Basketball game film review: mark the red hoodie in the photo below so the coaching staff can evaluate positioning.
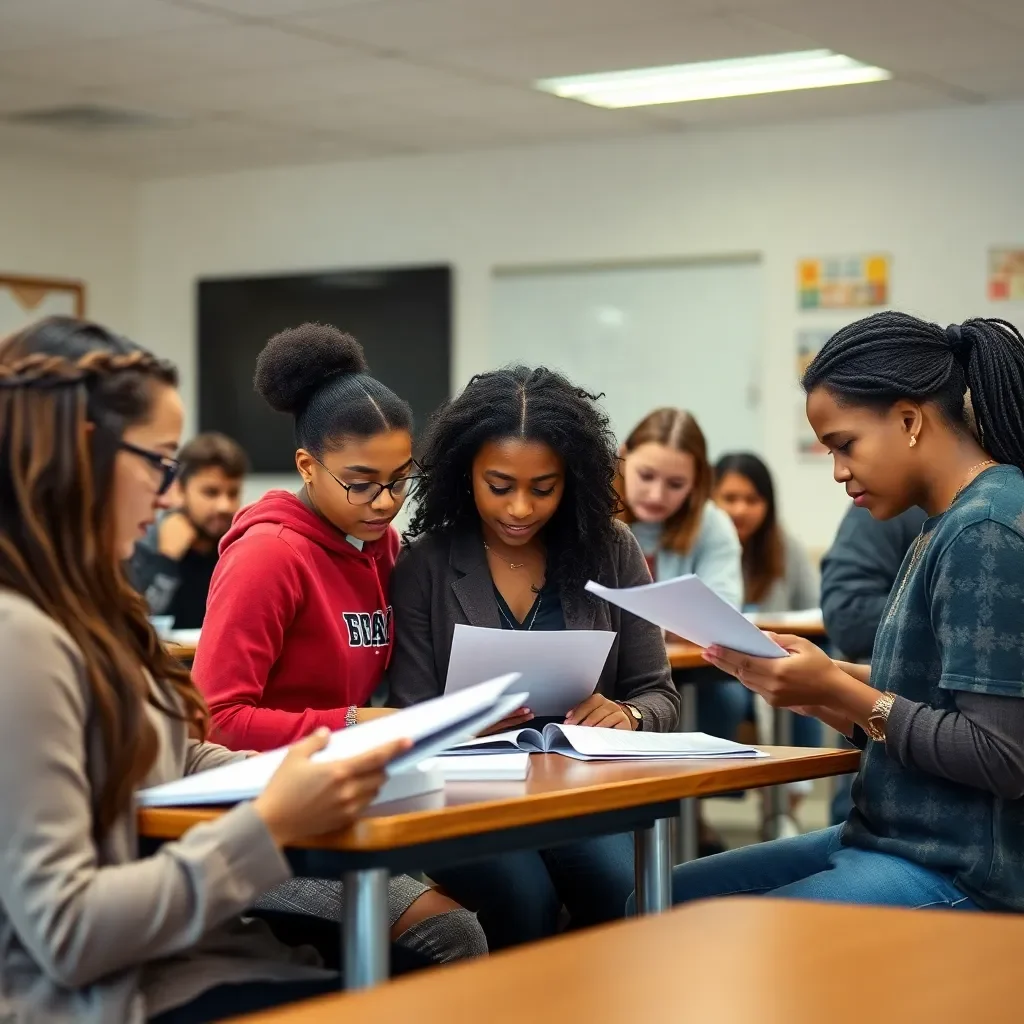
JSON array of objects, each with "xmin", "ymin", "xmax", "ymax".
[{"xmin": 192, "ymin": 490, "xmax": 398, "ymax": 752}]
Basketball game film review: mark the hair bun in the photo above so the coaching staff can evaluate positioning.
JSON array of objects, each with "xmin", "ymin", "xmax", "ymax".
[{"xmin": 254, "ymin": 322, "xmax": 368, "ymax": 415}]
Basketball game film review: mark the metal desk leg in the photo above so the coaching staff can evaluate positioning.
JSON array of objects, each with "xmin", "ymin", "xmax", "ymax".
[
  {"xmin": 634, "ymin": 818, "xmax": 672, "ymax": 914},
  {"xmin": 672, "ymin": 681, "xmax": 700, "ymax": 864},
  {"xmin": 765, "ymin": 706, "xmax": 795, "ymax": 840},
  {"xmin": 342, "ymin": 868, "xmax": 390, "ymax": 989}
]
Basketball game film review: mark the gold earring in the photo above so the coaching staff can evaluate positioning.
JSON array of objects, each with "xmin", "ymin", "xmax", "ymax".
[{"xmin": 909, "ymin": 435, "xmax": 918, "ymax": 448}]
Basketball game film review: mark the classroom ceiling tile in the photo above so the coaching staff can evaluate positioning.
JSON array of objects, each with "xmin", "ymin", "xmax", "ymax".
[
  {"xmin": 429, "ymin": 12, "xmax": 820, "ymax": 81},
  {"xmin": 282, "ymin": 0, "xmax": 719, "ymax": 54},
  {"xmin": 0, "ymin": 23, "xmax": 355, "ymax": 91},
  {"xmin": 0, "ymin": 0, "xmax": 229, "ymax": 45},
  {"xmin": 0, "ymin": 0, "xmax": 1021, "ymax": 177},
  {"xmin": 123, "ymin": 57, "xmax": 479, "ymax": 116},
  {"xmin": 164, "ymin": 0, "xmax": 386, "ymax": 18}
]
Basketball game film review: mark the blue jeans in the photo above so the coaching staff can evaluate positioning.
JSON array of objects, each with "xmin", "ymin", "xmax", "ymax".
[
  {"xmin": 627, "ymin": 825, "xmax": 976, "ymax": 912},
  {"xmin": 428, "ymin": 832, "xmax": 634, "ymax": 950}
]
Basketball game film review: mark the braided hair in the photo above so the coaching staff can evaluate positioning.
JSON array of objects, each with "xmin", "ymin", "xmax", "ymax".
[
  {"xmin": 0, "ymin": 316, "xmax": 208, "ymax": 837},
  {"xmin": 802, "ymin": 311, "xmax": 1024, "ymax": 470},
  {"xmin": 407, "ymin": 365, "xmax": 620, "ymax": 598}
]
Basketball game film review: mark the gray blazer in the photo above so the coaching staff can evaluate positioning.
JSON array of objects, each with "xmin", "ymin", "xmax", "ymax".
[{"xmin": 386, "ymin": 520, "xmax": 679, "ymax": 731}]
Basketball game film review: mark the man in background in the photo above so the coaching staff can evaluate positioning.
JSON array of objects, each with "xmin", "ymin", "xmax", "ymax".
[
  {"xmin": 131, "ymin": 432, "xmax": 248, "ymax": 630},
  {"xmin": 821, "ymin": 501, "xmax": 928, "ymax": 823}
]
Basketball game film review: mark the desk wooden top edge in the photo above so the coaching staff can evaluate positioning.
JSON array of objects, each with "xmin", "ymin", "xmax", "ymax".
[
  {"xmin": 139, "ymin": 746, "xmax": 860, "ymax": 850},
  {"xmin": 231, "ymin": 898, "xmax": 1024, "ymax": 1023}
]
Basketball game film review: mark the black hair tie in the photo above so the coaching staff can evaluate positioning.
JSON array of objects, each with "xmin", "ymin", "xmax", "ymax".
[{"xmin": 946, "ymin": 323, "xmax": 973, "ymax": 368}]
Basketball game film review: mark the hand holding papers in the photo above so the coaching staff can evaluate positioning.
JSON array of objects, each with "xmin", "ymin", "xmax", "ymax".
[
  {"xmin": 138, "ymin": 674, "xmax": 527, "ymax": 807},
  {"xmin": 585, "ymin": 575, "xmax": 787, "ymax": 659},
  {"xmin": 444, "ymin": 624, "xmax": 616, "ymax": 716}
]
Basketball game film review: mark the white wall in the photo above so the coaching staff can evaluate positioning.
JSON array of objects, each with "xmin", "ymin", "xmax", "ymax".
[
  {"xmin": 0, "ymin": 157, "xmax": 136, "ymax": 333},
  {"xmin": 135, "ymin": 101, "xmax": 1024, "ymax": 552}
]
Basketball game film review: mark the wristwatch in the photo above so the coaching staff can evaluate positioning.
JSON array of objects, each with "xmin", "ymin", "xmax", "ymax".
[
  {"xmin": 865, "ymin": 692, "xmax": 897, "ymax": 742},
  {"xmin": 618, "ymin": 702, "xmax": 643, "ymax": 730}
]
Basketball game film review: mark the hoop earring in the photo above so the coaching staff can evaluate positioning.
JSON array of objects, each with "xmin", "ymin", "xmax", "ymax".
[{"xmin": 909, "ymin": 435, "xmax": 918, "ymax": 448}]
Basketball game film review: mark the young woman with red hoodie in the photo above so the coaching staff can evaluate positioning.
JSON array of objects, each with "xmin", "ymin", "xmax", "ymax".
[{"xmin": 192, "ymin": 323, "xmax": 487, "ymax": 968}]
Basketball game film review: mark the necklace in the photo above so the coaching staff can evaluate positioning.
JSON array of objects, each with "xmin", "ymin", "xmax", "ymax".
[
  {"xmin": 484, "ymin": 543, "xmax": 525, "ymax": 571},
  {"xmin": 497, "ymin": 591, "xmax": 543, "ymax": 631},
  {"xmin": 886, "ymin": 459, "xmax": 998, "ymax": 623},
  {"xmin": 951, "ymin": 459, "xmax": 997, "ymax": 505}
]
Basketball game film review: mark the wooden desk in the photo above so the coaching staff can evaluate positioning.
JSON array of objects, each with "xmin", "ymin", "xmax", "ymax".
[
  {"xmin": 140, "ymin": 747, "xmax": 858, "ymax": 989},
  {"xmin": 234, "ymin": 898, "xmax": 1023, "ymax": 1023},
  {"xmin": 166, "ymin": 642, "xmax": 196, "ymax": 662}
]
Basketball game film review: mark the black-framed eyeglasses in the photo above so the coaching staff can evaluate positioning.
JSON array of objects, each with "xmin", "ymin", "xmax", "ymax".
[
  {"xmin": 119, "ymin": 440, "xmax": 180, "ymax": 496},
  {"xmin": 315, "ymin": 457, "xmax": 422, "ymax": 506}
]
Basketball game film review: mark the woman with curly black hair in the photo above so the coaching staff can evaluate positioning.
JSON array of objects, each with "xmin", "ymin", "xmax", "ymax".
[{"xmin": 387, "ymin": 365, "xmax": 678, "ymax": 950}]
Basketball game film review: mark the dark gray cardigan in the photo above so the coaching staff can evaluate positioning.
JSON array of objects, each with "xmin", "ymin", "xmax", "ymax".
[{"xmin": 385, "ymin": 520, "xmax": 679, "ymax": 731}]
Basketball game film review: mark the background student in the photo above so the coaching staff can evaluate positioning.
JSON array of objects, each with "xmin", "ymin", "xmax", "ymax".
[
  {"xmin": 388, "ymin": 365, "xmax": 679, "ymax": 949},
  {"xmin": 820, "ymin": 502, "xmax": 927, "ymax": 824},
  {"xmin": 649, "ymin": 311, "xmax": 1024, "ymax": 912},
  {"xmin": 713, "ymin": 451, "xmax": 821, "ymax": 836},
  {"xmin": 0, "ymin": 316, "xmax": 410, "ymax": 1023},
  {"xmin": 616, "ymin": 407, "xmax": 744, "ymax": 854},
  {"xmin": 192, "ymin": 323, "xmax": 486, "ymax": 967},
  {"xmin": 129, "ymin": 431, "xmax": 248, "ymax": 630}
]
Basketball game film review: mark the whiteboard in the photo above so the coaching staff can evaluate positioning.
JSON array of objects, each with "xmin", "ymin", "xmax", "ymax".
[{"xmin": 490, "ymin": 260, "xmax": 763, "ymax": 456}]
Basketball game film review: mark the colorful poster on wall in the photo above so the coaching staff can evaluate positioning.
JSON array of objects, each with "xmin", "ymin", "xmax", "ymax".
[
  {"xmin": 795, "ymin": 329, "xmax": 833, "ymax": 456},
  {"xmin": 798, "ymin": 254, "xmax": 889, "ymax": 309},
  {"xmin": 987, "ymin": 249, "xmax": 1024, "ymax": 301}
]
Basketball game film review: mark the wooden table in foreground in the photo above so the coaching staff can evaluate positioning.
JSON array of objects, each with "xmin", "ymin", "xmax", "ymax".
[
  {"xmin": 235, "ymin": 897, "xmax": 1022, "ymax": 1023},
  {"xmin": 139, "ymin": 747, "xmax": 858, "ymax": 990}
]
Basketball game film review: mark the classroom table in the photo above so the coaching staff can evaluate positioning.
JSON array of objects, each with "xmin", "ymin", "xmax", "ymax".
[
  {"xmin": 166, "ymin": 641, "xmax": 196, "ymax": 662},
  {"xmin": 138, "ymin": 746, "xmax": 858, "ymax": 991},
  {"xmin": 231, "ymin": 897, "xmax": 1023, "ymax": 1023},
  {"xmin": 668, "ymin": 617, "xmax": 831, "ymax": 849}
]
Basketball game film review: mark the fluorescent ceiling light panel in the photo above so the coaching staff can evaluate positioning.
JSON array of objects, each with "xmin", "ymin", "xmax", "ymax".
[{"xmin": 536, "ymin": 50, "xmax": 892, "ymax": 108}]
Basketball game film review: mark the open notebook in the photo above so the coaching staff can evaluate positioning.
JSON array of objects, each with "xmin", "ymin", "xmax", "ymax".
[
  {"xmin": 138, "ymin": 674, "xmax": 527, "ymax": 807},
  {"xmin": 445, "ymin": 724, "xmax": 766, "ymax": 762}
]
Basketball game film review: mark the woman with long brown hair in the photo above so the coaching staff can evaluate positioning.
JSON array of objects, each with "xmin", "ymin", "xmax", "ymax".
[
  {"xmin": 616, "ymin": 407, "xmax": 745, "ymax": 855},
  {"xmin": 0, "ymin": 317, "xmax": 407, "ymax": 1023}
]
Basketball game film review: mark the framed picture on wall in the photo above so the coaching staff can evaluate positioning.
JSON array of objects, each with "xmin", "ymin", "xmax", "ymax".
[{"xmin": 0, "ymin": 274, "xmax": 85, "ymax": 339}]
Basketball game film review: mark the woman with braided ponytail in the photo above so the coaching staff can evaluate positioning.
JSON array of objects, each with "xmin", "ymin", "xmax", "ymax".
[
  {"xmin": 637, "ymin": 310, "xmax": 1024, "ymax": 913},
  {"xmin": 0, "ymin": 317, "xmax": 413, "ymax": 1022}
]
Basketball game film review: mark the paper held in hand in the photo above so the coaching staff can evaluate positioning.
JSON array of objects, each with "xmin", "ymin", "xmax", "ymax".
[
  {"xmin": 444, "ymin": 624, "xmax": 616, "ymax": 717},
  {"xmin": 585, "ymin": 574, "xmax": 787, "ymax": 659},
  {"xmin": 137, "ymin": 674, "xmax": 528, "ymax": 807}
]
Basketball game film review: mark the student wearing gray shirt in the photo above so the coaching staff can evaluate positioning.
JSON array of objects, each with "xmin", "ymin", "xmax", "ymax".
[{"xmin": 638, "ymin": 311, "xmax": 1024, "ymax": 913}]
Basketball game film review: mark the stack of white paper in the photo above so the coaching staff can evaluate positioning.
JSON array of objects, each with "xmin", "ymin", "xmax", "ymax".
[
  {"xmin": 444, "ymin": 624, "xmax": 616, "ymax": 716},
  {"xmin": 137, "ymin": 674, "xmax": 528, "ymax": 807},
  {"xmin": 585, "ymin": 575, "xmax": 787, "ymax": 659},
  {"xmin": 421, "ymin": 752, "xmax": 530, "ymax": 781},
  {"xmin": 745, "ymin": 609, "xmax": 823, "ymax": 630}
]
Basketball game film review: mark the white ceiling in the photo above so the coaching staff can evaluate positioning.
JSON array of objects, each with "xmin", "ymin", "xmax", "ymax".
[{"xmin": 1, "ymin": 0, "xmax": 1023, "ymax": 177}]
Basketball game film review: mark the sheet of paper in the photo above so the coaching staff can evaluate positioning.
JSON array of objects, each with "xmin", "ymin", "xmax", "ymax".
[
  {"xmin": 444, "ymin": 624, "xmax": 616, "ymax": 717},
  {"xmin": 585, "ymin": 575, "xmax": 786, "ymax": 659},
  {"xmin": 137, "ymin": 673, "xmax": 526, "ymax": 807},
  {"xmin": 421, "ymin": 752, "xmax": 530, "ymax": 781},
  {"xmin": 547, "ymin": 724, "xmax": 767, "ymax": 760}
]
